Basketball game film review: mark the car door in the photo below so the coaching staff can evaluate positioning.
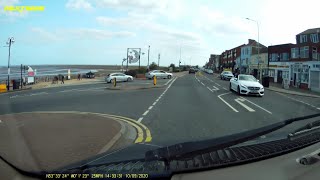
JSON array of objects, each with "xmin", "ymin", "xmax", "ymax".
[
  {"xmin": 119, "ymin": 73, "xmax": 127, "ymax": 81},
  {"xmin": 230, "ymin": 77, "xmax": 238, "ymax": 90},
  {"xmin": 160, "ymin": 70, "xmax": 166, "ymax": 78},
  {"xmin": 153, "ymin": 70, "xmax": 160, "ymax": 78},
  {"xmin": 114, "ymin": 74, "xmax": 123, "ymax": 82}
]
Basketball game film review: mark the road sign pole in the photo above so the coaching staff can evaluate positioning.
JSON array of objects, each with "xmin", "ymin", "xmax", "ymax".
[{"xmin": 126, "ymin": 48, "xmax": 129, "ymax": 72}]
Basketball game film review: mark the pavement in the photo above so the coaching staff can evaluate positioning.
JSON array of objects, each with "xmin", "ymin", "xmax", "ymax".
[
  {"xmin": 1, "ymin": 70, "xmax": 320, "ymax": 171},
  {"xmin": 0, "ymin": 112, "xmax": 136, "ymax": 171},
  {"xmin": 267, "ymin": 82, "xmax": 320, "ymax": 98}
]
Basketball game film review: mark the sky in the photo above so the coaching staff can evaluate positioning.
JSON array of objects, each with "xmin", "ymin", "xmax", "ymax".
[{"xmin": 0, "ymin": 0, "xmax": 320, "ymax": 67}]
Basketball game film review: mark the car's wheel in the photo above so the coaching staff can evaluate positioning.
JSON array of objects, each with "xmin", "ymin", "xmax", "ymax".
[
  {"xmin": 237, "ymin": 86, "xmax": 241, "ymax": 95},
  {"xmin": 229, "ymin": 83, "xmax": 232, "ymax": 91},
  {"xmin": 220, "ymin": 76, "xmax": 222, "ymax": 80},
  {"xmin": 167, "ymin": 75, "xmax": 171, "ymax": 79}
]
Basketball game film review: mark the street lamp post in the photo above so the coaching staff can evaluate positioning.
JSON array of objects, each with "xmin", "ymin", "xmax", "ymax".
[
  {"xmin": 122, "ymin": 58, "xmax": 126, "ymax": 72},
  {"xmin": 147, "ymin": 45, "xmax": 150, "ymax": 70},
  {"xmin": 6, "ymin": 37, "xmax": 14, "ymax": 90},
  {"xmin": 246, "ymin": 17, "xmax": 261, "ymax": 80}
]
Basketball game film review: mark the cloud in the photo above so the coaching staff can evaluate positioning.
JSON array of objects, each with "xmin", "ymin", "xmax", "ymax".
[
  {"xmin": 65, "ymin": 0, "xmax": 93, "ymax": 11},
  {"xmin": 27, "ymin": 27, "xmax": 135, "ymax": 43},
  {"xmin": 30, "ymin": 27, "xmax": 63, "ymax": 42},
  {"xmin": 65, "ymin": 28, "xmax": 135, "ymax": 39},
  {"xmin": 192, "ymin": 6, "xmax": 252, "ymax": 37},
  {"xmin": 0, "ymin": 0, "xmax": 28, "ymax": 18}
]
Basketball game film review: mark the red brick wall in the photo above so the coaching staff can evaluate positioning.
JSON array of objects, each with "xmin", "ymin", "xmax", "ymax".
[{"xmin": 300, "ymin": 83, "xmax": 309, "ymax": 89}]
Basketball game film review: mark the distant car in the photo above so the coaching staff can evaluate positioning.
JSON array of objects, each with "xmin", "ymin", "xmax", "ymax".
[
  {"xmin": 220, "ymin": 71, "xmax": 234, "ymax": 80},
  {"xmin": 105, "ymin": 73, "xmax": 133, "ymax": 83},
  {"xmin": 230, "ymin": 75, "xmax": 264, "ymax": 97},
  {"xmin": 145, "ymin": 70, "xmax": 173, "ymax": 79},
  {"xmin": 189, "ymin": 68, "xmax": 196, "ymax": 74},
  {"xmin": 206, "ymin": 69, "xmax": 213, "ymax": 74}
]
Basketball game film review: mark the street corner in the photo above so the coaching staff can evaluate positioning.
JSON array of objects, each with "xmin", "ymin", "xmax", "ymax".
[{"xmin": 0, "ymin": 111, "xmax": 152, "ymax": 171}]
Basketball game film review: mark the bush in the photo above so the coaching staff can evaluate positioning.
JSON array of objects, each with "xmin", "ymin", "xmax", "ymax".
[
  {"xmin": 182, "ymin": 66, "xmax": 187, "ymax": 71},
  {"xmin": 125, "ymin": 70, "xmax": 137, "ymax": 77},
  {"xmin": 137, "ymin": 67, "xmax": 147, "ymax": 74},
  {"xmin": 173, "ymin": 68, "xmax": 180, "ymax": 72},
  {"xmin": 149, "ymin": 62, "xmax": 158, "ymax": 70}
]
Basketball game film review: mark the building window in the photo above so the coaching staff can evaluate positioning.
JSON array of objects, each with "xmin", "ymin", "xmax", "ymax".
[
  {"xmin": 301, "ymin": 65, "xmax": 309, "ymax": 83},
  {"xmin": 291, "ymin": 48, "xmax": 299, "ymax": 58},
  {"xmin": 245, "ymin": 48, "xmax": 248, "ymax": 55},
  {"xmin": 270, "ymin": 53, "xmax": 278, "ymax": 61},
  {"xmin": 300, "ymin": 46, "xmax": 309, "ymax": 58},
  {"xmin": 312, "ymin": 47, "xmax": 318, "ymax": 60},
  {"xmin": 280, "ymin": 53, "xmax": 289, "ymax": 61},
  {"xmin": 268, "ymin": 69, "xmax": 275, "ymax": 77},
  {"xmin": 300, "ymin": 34, "xmax": 308, "ymax": 43},
  {"xmin": 310, "ymin": 34, "xmax": 319, "ymax": 43}
]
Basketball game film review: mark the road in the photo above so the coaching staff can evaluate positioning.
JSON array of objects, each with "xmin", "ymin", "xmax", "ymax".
[{"xmin": 1, "ymin": 72, "xmax": 320, "ymax": 170}]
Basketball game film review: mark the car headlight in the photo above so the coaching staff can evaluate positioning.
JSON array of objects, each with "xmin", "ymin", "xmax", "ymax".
[{"xmin": 240, "ymin": 84, "xmax": 247, "ymax": 89}]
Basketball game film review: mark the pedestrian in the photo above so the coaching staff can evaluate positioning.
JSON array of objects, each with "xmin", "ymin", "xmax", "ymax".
[
  {"xmin": 78, "ymin": 73, "xmax": 80, "ymax": 80},
  {"xmin": 61, "ymin": 75, "xmax": 64, "ymax": 84}
]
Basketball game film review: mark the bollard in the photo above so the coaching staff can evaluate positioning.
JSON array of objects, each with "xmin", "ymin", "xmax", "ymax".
[
  {"xmin": 113, "ymin": 78, "xmax": 117, "ymax": 87},
  {"xmin": 153, "ymin": 75, "xmax": 157, "ymax": 86}
]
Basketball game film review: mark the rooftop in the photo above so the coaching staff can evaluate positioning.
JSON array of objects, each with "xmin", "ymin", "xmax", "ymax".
[{"xmin": 297, "ymin": 28, "xmax": 320, "ymax": 35}]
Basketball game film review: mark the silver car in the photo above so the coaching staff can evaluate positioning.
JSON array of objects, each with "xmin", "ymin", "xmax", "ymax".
[
  {"xmin": 220, "ymin": 71, "xmax": 234, "ymax": 80},
  {"xmin": 105, "ymin": 73, "xmax": 133, "ymax": 83},
  {"xmin": 145, "ymin": 70, "xmax": 173, "ymax": 79}
]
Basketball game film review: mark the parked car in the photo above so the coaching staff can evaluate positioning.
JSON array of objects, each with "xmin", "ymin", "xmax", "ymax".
[
  {"xmin": 145, "ymin": 70, "xmax": 173, "ymax": 79},
  {"xmin": 189, "ymin": 68, "xmax": 196, "ymax": 74},
  {"xmin": 105, "ymin": 73, "xmax": 133, "ymax": 83},
  {"xmin": 230, "ymin": 75, "xmax": 264, "ymax": 97},
  {"xmin": 206, "ymin": 69, "xmax": 213, "ymax": 74},
  {"xmin": 220, "ymin": 71, "xmax": 234, "ymax": 80}
]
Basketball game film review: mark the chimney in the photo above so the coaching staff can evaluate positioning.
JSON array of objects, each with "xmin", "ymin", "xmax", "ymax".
[{"xmin": 248, "ymin": 39, "xmax": 256, "ymax": 44}]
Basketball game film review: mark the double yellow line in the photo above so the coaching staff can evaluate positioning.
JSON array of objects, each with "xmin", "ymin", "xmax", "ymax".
[{"xmin": 17, "ymin": 111, "xmax": 152, "ymax": 144}]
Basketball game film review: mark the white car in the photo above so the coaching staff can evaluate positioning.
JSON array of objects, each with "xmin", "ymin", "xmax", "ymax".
[
  {"xmin": 230, "ymin": 75, "xmax": 264, "ymax": 97},
  {"xmin": 220, "ymin": 71, "xmax": 234, "ymax": 80},
  {"xmin": 105, "ymin": 73, "xmax": 133, "ymax": 83},
  {"xmin": 145, "ymin": 70, "xmax": 173, "ymax": 79},
  {"xmin": 206, "ymin": 69, "xmax": 213, "ymax": 74}
]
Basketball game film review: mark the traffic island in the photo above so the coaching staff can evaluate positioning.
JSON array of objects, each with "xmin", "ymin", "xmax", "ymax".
[
  {"xmin": 0, "ymin": 112, "xmax": 136, "ymax": 171},
  {"xmin": 106, "ymin": 84, "xmax": 165, "ymax": 90}
]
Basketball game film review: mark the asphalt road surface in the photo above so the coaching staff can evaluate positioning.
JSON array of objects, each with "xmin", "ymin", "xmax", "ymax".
[{"xmin": 1, "ymin": 72, "xmax": 320, "ymax": 170}]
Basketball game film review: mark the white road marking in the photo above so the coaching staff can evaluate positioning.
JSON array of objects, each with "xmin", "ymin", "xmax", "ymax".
[
  {"xmin": 137, "ymin": 117, "xmax": 143, "ymax": 123},
  {"xmin": 0, "ymin": 120, "xmax": 2, "ymax": 123},
  {"xmin": 218, "ymin": 92, "xmax": 239, "ymax": 112},
  {"xmin": 240, "ymin": 97, "xmax": 272, "ymax": 114},
  {"xmin": 201, "ymin": 82, "xmax": 205, "ymax": 86},
  {"xmin": 212, "ymin": 86, "xmax": 219, "ymax": 91},
  {"xmin": 215, "ymin": 83, "xmax": 221, "ymax": 87},
  {"xmin": 138, "ymin": 77, "xmax": 177, "ymax": 122},
  {"xmin": 223, "ymin": 87, "xmax": 228, "ymax": 91},
  {"xmin": 235, "ymin": 98, "xmax": 255, "ymax": 112},
  {"xmin": 276, "ymin": 93, "xmax": 320, "ymax": 111},
  {"xmin": 164, "ymin": 78, "xmax": 173, "ymax": 86},
  {"xmin": 207, "ymin": 87, "xmax": 213, "ymax": 92},
  {"xmin": 142, "ymin": 110, "xmax": 149, "ymax": 116}
]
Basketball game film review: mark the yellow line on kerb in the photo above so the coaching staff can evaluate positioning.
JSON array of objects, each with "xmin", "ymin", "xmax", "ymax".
[{"xmin": 20, "ymin": 111, "xmax": 152, "ymax": 143}]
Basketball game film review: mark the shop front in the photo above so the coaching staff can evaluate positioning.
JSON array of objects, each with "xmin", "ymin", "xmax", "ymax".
[
  {"xmin": 309, "ymin": 62, "xmax": 320, "ymax": 92},
  {"xmin": 268, "ymin": 62, "xmax": 290, "ymax": 85}
]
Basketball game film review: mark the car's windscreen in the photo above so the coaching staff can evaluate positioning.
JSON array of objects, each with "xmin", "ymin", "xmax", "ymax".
[
  {"xmin": 239, "ymin": 75, "xmax": 257, "ymax": 81},
  {"xmin": 1, "ymin": 0, "xmax": 320, "ymax": 175}
]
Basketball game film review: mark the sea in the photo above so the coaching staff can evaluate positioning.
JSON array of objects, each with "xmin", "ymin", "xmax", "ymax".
[{"xmin": 0, "ymin": 65, "xmax": 99, "ymax": 82}]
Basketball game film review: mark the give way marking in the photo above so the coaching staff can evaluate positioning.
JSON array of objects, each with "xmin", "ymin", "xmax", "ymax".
[{"xmin": 235, "ymin": 98, "xmax": 255, "ymax": 112}]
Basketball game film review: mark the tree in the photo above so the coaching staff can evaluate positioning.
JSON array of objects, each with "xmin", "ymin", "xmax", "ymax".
[
  {"xmin": 169, "ymin": 63, "xmax": 175, "ymax": 70},
  {"xmin": 149, "ymin": 62, "xmax": 158, "ymax": 70}
]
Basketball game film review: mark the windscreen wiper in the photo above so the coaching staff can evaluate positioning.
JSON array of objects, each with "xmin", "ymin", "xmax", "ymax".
[
  {"xmin": 145, "ymin": 113, "xmax": 320, "ymax": 164},
  {"xmin": 289, "ymin": 119, "xmax": 320, "ymax": 140}
]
